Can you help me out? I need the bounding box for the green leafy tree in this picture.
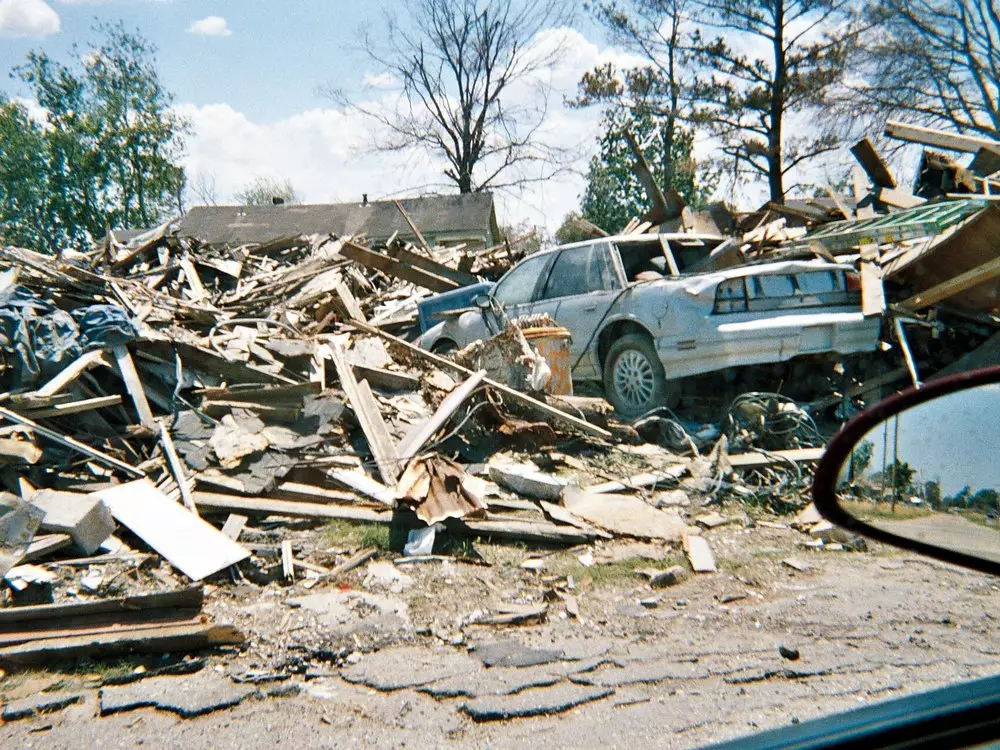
[12,22,187,251]
[580,105,714,234]
[0,97,50,250]
[235,176,299,206]
[581,0,864,202]
[849,439,873,481]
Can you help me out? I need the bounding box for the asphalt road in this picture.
[2,525,998,748]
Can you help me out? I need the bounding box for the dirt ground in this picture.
[2,512,998,748]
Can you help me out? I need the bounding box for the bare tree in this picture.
[235,176,299,206]
[845,0,1000,138]
[332,0,574,193]
[189,171,219,206]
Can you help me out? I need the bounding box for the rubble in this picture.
[0,119,997,730]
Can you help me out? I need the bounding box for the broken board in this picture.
[95,479,249,581]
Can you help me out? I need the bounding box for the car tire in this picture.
[603,333,672,419]
[431,339,457,356]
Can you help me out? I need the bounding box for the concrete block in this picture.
[30,490,115,555]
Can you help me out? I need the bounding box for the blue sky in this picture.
[0,1,392,121]
[0,0,879,230]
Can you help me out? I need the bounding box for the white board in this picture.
[95,479,249,581]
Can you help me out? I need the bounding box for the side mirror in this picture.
[474,294,492,310]
[813,366,1000,576]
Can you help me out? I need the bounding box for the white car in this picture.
[419,234,881,418]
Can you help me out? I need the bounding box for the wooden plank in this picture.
[20,395,122,419]
[326,469,397,507]
[859,241,886,316]
[460,519,598,545]
[394,198,433,255]
[30,350,108,399]
[328,340,400,486]
[196,382,321,402]
[969,146,1000,179]
[160,423,197,515]
[346,322,612,440]
[0,586,204,625]
[281,540,295,580]
[193,491,392,523]
[179,257,208,301]
[0,622,243,667]
[353,364,420,391]
[396,370,486,463]
[586,464,689,494]
[0,406,144,477]
[112,346,155,429]
[95,479,249,581]
[726,447,826,468]
[220,514,247,541]
[273,481,357,504]
[335,279,366,323]
[850,137,896,188]
[340,239,462,293]
[897,255,1000,311]
[885,120,1000,154]
[876,186,926,209]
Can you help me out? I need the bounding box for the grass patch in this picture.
[840,500,932,522]
[548,553,685,587]
[325,519,391,551]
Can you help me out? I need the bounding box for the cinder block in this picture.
[29,490,114,555]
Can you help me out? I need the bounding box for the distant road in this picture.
[874,514,1000,563]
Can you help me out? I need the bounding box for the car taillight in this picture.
[845,272,861,292]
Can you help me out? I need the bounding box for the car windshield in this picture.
[1,4,996,750]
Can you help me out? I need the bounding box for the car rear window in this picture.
[714,270,857,314]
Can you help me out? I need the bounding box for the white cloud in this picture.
[0,0,60,38]
[361,71,400,91]
[178,28,667,232]
[187,15,231,37]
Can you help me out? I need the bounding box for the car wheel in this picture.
[603,334,670,419]
[431,339,457,356]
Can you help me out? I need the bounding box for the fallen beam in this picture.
[112,346,156,429]
[193,491,392,523]
[850,137,896,188]
[0,406,144,477]
[328,341,400,486]
[20,395,123,420]
[897,255,1000,311]
[347,322,612,440]
[341,240,468,293]
[396,370,486,463]
[0,623,243,667]
[726,447,825,468]
[885,120,1000,154]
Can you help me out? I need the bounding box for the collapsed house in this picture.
[0,122,997,676]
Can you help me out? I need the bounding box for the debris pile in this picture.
[0,120,998,686]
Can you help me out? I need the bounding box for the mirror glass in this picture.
[836,383,1000,564]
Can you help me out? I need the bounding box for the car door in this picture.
[532,242,623,378]
[490,252,555,327]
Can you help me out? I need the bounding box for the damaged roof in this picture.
[178,193,499,247]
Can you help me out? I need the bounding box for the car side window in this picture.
[539,244,619,300]
[493,254,551,307]
[714,278,747,313]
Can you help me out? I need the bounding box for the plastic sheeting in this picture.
[0,284,137,390]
